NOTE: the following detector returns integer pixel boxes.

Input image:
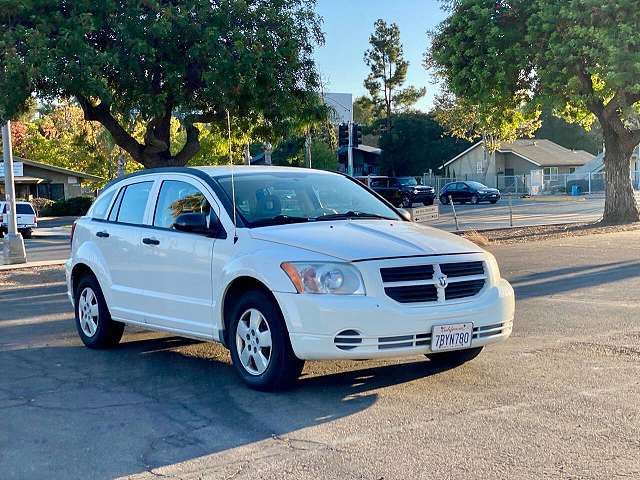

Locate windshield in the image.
[216,171,400,227]
[467,181,489,189]
[397,177,418,186]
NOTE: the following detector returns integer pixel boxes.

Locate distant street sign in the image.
[408,205,439,223]
[0,161,23,177]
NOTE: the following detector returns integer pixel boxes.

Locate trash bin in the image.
[570,184,581,196]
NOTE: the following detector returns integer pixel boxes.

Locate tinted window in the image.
[91,189,116,219]
[16,204,35,215]
[466,181,488,190]
[116,182,153,225]
[153,180,212,230]
[444,183,457,191]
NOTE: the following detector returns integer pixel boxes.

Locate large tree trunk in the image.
[601,123,639,225]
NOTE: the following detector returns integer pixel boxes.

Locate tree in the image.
[353,96,378,126]
[0,0,326,169]
[428,0,640,224]
[378,112,471,176]
[364,19,426,133]
[536,107,602,155]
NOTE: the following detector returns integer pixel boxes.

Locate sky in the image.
[314,0,447,112]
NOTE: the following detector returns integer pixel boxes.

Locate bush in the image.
[30,197,55,215]
[40,196,94,217]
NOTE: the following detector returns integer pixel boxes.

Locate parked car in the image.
[0,201,37,238]
[439,181,501,205]
[362,176,436,207]
[66,167,514,390]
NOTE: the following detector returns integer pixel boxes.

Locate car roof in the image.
[194,165,340,178]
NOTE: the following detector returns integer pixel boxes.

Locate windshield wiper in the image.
[315,211,395,221]
[249,215,310,227]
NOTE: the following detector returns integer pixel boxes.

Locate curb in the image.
[0,259,66,271]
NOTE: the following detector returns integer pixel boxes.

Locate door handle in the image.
[96,231,110,238]
[142,237,160,246]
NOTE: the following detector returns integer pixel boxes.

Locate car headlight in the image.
[281,262,365,295]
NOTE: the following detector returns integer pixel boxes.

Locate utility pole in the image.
[2,121,27,265]
[305,131,312,168]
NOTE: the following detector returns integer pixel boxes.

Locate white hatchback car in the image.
[66,166,514,390]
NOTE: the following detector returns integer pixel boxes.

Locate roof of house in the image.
[337,144,382,155]
[15,157,103,181]
[441,139,595,169]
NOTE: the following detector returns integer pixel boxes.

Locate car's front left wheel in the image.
[229,289,304,391]
[74,274,124,349]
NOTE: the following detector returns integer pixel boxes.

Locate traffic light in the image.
[338,123,349,147]
[352,123,362,146]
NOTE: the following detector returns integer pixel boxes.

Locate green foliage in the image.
[378,112,471,176]
[0,0,327,168]
[310,139,337,171]
[41,196,94,217]
[535,107,603,155]
[353,96,378,126]
[432,92,541,152]
[364,19,426,124]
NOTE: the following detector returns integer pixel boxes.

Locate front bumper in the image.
[275,279,515,360]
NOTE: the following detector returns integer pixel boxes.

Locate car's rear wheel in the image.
[20,228,32,239]
[229,289,304,391]
[471,195,480,205]
[74,275,124,349]
[426,347,483,367]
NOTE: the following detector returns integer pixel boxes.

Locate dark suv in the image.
[365,176,436,207]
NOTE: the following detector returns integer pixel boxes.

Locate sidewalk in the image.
[0,259,66,271]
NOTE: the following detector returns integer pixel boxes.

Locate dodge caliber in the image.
[66,166,514,390]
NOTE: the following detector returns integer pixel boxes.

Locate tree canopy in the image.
[0,0,327,168]
[378,112,471,176]
[428,0,640,224]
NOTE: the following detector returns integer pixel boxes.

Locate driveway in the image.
[1,231,639,479]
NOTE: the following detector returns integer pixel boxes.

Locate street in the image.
[1,230,638,479]
[6,195,639,265]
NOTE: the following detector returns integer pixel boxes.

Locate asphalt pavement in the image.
[1,230,639,479]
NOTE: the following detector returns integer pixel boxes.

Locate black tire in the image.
[20,229,32,239]
[490,199,498,204]
[426,347,483,367]
[74,274,124,349]
[425,198,434,206]
[439,195,449,205]
[228,289,304,391]
[400,195,412,208]
[471,195,479,205]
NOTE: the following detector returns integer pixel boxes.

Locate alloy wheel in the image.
[235,308,273,376]
[78,287,99,337]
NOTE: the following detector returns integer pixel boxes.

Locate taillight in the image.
[70,221,77,247]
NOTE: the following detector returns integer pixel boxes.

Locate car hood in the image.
[250,220,483,261]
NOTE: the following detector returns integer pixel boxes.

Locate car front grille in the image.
[380,260,487,304]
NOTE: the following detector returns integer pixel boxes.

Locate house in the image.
[0,157,102,201]
[573,145,640,188]
[440,139,595,187]
[337,144,382,176]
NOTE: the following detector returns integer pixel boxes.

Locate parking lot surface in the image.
[1,231,639,479]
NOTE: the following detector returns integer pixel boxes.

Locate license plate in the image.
[431,323,473,352]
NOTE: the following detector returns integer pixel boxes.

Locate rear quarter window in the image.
[90,189,117,219]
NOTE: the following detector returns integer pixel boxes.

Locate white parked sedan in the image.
[66,166,514,390]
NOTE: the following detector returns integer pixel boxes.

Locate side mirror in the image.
[173,212,214,235]
[396,208,412,222]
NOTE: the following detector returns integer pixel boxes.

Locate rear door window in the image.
[115,181,154,225]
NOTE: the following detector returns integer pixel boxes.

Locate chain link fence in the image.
[423,171,639,196]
